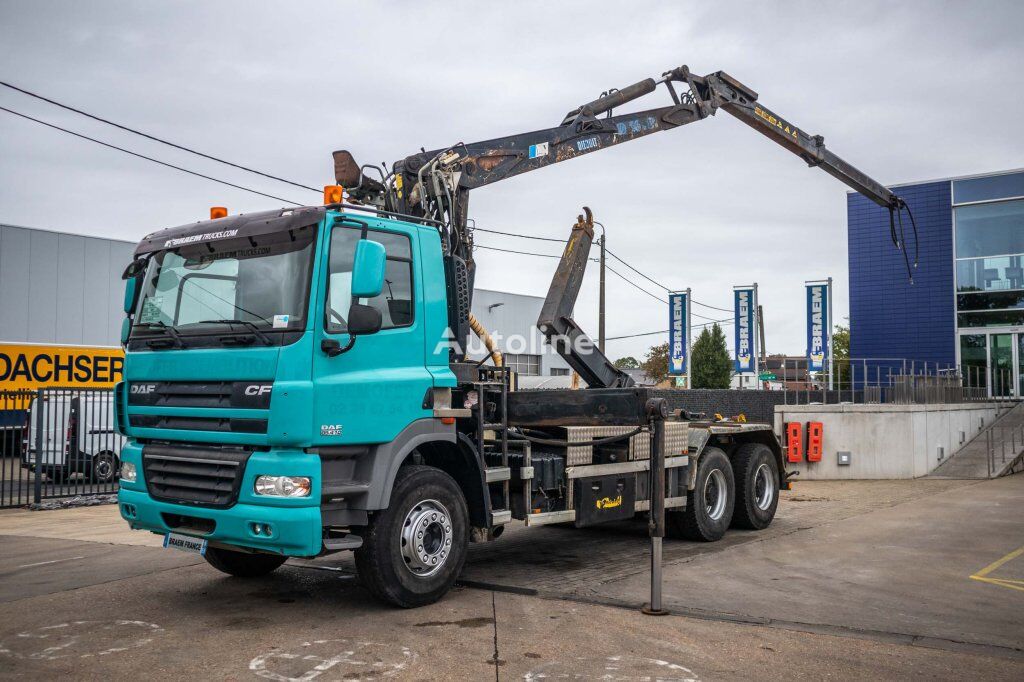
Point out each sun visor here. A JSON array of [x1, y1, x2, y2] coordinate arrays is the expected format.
[[133, 206, 325, 256]]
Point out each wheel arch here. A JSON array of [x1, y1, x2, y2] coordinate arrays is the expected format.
[[718, 431, 787, 489]]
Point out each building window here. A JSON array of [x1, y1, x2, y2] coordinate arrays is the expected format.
[[505, 353, 541, 376], [549, 368, 570, 376], [953, 172, 1024, 204], [954, 195, 1024, 327]]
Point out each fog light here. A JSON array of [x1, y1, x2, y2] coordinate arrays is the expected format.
[[120, 461, 137, 482], [254, 475, 311, 497]]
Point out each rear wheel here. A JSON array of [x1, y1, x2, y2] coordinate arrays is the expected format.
[[355, 465, 469, 608], [204, 546, 287, 577], [730, 442, 779, 530], [668, 447, 734, 542]]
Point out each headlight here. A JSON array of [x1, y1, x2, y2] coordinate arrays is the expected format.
[[120, 461, 137, 482], [254, 475, 311, 497]]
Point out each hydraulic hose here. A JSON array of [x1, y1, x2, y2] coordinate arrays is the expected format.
[[468, 312, 503, 367]]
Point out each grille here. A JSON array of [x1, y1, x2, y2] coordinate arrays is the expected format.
[[128, 381, 273, 409], [130, 414, 267, 434], [143, 444, 252, 507]]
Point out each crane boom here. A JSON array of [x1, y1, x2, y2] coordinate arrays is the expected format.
[[332, 64, 916, 374]]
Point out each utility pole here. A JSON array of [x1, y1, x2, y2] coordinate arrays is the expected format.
[[758, 303, 768, 389], [596, 221, 606, 353]]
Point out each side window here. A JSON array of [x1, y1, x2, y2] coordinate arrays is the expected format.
[[326, 227, 414, 333]]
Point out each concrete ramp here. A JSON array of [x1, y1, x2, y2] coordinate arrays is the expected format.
[[931, 402, 1024, 479]]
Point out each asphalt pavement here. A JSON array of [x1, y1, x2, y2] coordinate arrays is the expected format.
[[0, 477, 1021, 680]]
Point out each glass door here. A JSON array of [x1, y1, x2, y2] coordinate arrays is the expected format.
[[1019, 333, 1024, 398], [959, 334, 988, 397], [989, 333, 1014, 397]]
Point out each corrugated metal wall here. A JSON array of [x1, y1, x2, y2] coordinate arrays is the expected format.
[[0, 224, 135, 346], [847, 181, 955, 364]]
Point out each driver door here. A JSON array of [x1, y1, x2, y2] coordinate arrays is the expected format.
[[311, 220, 431, 445]]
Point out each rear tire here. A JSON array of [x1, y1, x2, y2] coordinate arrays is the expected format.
[[204, 546, 287, 577], [730, 442, 779, 530], [355, 465, 469, 608], [668, 447, 734, 542]]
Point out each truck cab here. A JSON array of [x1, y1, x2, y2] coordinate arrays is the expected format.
[[117, 206, 491, 600]]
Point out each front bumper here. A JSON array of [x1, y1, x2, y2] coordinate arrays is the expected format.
[[117, 440, 324, 557], [118, 489, 322, 556]]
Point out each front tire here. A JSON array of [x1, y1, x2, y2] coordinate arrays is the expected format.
[[91, 451, 118, 484], [204, 546, 287, 577], [730, 443, 779, 530], [355, 465, 469, 608], [669, 447, 734, 542]]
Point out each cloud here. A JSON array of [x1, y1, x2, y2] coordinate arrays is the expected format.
[[1, 0, 1022, 359]]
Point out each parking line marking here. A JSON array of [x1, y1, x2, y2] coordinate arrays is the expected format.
[[970, 545, 1024, 594], [16, 556, 85, 569]]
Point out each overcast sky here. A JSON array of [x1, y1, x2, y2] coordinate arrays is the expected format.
[[2, 1, 1022, 361]]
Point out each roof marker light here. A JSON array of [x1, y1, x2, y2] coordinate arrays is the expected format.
[[323, 185, 343, 205], [210, 206, 228, 219]]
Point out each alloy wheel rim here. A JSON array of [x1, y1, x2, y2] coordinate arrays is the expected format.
[[704, 469, 727, 521], [400, 499, 452, 577], [753, 463, 775, 511]]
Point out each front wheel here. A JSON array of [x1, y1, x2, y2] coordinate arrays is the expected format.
[[668, 447, 734, 542], [355, 465, 469, 608], [91, 452, 118, 484], [204, 546, 287, 577]]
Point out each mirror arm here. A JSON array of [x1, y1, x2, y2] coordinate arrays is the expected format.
[[321, 337, 356, 358]]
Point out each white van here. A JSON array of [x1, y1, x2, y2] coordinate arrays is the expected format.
[[22, 391, 123, 483]]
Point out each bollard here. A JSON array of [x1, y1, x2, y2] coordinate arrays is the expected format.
[[642, 398, 669, 616]]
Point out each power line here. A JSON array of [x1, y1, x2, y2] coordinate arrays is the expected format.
[[604, 264, 667, 304], [475, 244, 562, 258], [606, 317, 733, 341], [0, 80, 321, 193], [473, 226, 565, 243], [476, 224, 733, 314], [0, 106, 304, 205]]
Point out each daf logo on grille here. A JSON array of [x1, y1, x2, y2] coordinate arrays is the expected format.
[[131, 384, 157, 394], [244, 385, 272, 396]]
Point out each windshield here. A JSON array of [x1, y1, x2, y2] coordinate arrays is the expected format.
[[130, 224, 317, 340]]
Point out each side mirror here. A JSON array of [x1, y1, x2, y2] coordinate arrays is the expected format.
[[120, 318, 132, 346], [123, 277, 138, 314], [351, 239, 386, 298], [347, 303, 382, 336]]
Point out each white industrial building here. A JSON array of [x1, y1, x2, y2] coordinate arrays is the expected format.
[[0, 223, 133, 346]]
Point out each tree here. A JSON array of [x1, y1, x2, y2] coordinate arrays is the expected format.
[[614, 356, 640, 369], [691, 323, 732, 389], [832, 323, 850, 386], [641, 343, 669, 384]]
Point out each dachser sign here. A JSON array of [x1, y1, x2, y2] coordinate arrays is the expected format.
[[0, 344, 124, 390]]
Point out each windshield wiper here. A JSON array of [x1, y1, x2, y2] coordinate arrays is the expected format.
[[196, 319, 274, 346], [135, 321, 184, 349]]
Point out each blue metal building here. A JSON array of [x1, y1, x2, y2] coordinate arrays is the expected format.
[[847, 169, 1024, 397]]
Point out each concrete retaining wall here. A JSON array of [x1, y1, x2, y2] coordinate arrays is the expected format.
[[774, 402, 1007, 479]]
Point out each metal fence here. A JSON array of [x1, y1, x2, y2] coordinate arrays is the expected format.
[[776, 357, 1018, 406], [985, 421, 1024, 477], [0, 388, 122, 508]]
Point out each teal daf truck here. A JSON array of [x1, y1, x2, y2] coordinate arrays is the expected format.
[[115, 65, 908, 607]]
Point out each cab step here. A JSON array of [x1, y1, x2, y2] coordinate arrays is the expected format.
[[491, 509, 512, 525], [322, 535, 363, 551], [485, 466, 511, 483]]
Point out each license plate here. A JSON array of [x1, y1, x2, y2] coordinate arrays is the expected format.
[[164, 532, 208, 556]]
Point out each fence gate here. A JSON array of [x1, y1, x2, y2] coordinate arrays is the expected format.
[[1, 388, 122, 508], [0, 390, 34, 508]]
